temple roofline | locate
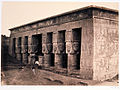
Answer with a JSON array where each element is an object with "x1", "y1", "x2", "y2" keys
[{"x1": 9, "y1": 5, "x2": 118, "y2": 31}]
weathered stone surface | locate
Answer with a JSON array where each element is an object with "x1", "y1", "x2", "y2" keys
[
  {"x1": 93, "y1": 17, "x2": 118, "y2": 81},
  {"x1": 44, "y1": 54, "x2": 51, "y2": 67},
  {"x1": 55, "y1": 54, "x2": 63, "y2": 68},
  {"x1": 68, "y1": 54, "x2": 78, "y2": 71}
]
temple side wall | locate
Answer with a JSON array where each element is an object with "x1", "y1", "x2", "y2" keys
[{"x1": 93, "y1": 10, "x2": 118, "y2": 81}]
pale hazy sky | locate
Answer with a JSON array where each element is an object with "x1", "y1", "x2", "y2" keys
[{"x1": 2, "y1": 2, "x2": 119, "y2": 36}]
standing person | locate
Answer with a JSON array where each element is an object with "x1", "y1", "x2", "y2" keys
[
  {"x1": 32, "y1": 60, "x2": 40, "y2": 75},
  {"x1": 32, "y1": 65, "x2": 36, "y2": 75},
  {"x1": 31, "y1": 54, "x2": 37, "y2": 75}
]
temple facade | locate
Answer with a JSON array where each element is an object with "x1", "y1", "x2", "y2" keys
[{"x1": 9, "y1": 6, "x2": 119, "y2": 81}]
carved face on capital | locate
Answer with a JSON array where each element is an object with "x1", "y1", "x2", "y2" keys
[
  {"x1": 66, "y1": 43, "x2": 71, "y2": 53},
  {"x1": 72, "y1": 42, "x2": 79, "y2": 52},
  {"x1": 58, "y1": 43, "x2": 65, "y2": 52},
  {"x1": 42, "y1": 45, "x2": 46, "y2": 53},
  {"x1": 53, "y1": 45, "x2": 57, "y2": 53},
  {"x1": 46, "y1": 44, "x2": 52, "y2": 53}
]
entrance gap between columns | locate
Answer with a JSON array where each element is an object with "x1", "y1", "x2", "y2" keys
[
  {"x1": 18, "y1": 37, "x2": 22, "y2": 63},
  {"x1": 32, "y1": 34, "x2": 43, "y2": 65},
  {"x1": 12, "y1": 38, "x2": 16, "y2": 58},
  {"x1": 47, "y1": 32, "x2": 54, "y2": 66},
  {"x1": 25, "y1": 36, "x2": 28, "y2": 63},
  {"x1": 32, "y1": 34, "x2": 43, "y2": 56}
]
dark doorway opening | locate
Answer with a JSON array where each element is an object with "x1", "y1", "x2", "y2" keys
[
  {"x1": 24, "y1": 36, "x2": 28, "y2": 63},
  {"x1": 58, "y1": 30, "x2": 65, "y2": 43},
  {"x1": 76, "y1": 54, "x2": 80, "y2": 69},
  {"x1": 47, "y1": 32, "x2": 52, "y2": 44},
  {"x1": 50, "y1": 53, "x2": 54, "y2": 66},
  {"x1": 13, "y1": 38, "x2": 16, "y2": 57},
  {"x1": 24, "y1": 36, "x2": 28, "y2": 45},
  {"x1": 32, "y1": 34, "x2": 43, "y2": 56},
  {"x1": 62, "y1": 54, "x2": 68, "y2": 68},
  {"x1": 18, "y1": 37, "x2": 22, "y2": 62},
  {"x1": 47, "y1": 32, "x2": 54, "y2": 66}
]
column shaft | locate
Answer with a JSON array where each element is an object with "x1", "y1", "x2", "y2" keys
[
  {"x1": 28, "y1": 36, "x2": 33, "y2": 64},
  {"x1": 16, "y1": 38, "x2": 22, "y2": 61},
  {"x1": 55, "y1": 54, "x2": 63, "y2": 68},
  {"x1": 68, "y1": 54, "x2": 77, "y2": 71},
  {"x1": 21, "y1": 37, "x2": 28, "y2": 64},
  {"x1": 44, "y1": 54, "x2": 51, "y2": 67}
]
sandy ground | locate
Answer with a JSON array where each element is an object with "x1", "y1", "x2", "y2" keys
[{"x1": 1, "y1": 66, "x2": 119, "y2": 86}]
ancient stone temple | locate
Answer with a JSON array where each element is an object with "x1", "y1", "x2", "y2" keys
[{"x1": 9, "y1": 6, "x2": 118, "y2": 81}]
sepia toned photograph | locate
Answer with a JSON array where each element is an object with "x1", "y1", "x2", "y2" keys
[{"x1": 1, "y1": 1, "x2": 119, "y2": 86}]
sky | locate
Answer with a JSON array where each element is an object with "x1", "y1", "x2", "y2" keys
[{"x1": 1, "y1": 2, "x2": 119, "y2": 36}]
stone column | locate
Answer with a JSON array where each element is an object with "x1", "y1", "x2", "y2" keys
[
  {"x1": 21, "y1": 37, "x2": 28, "y2": 64},
  {"x1": 16, "y1": 38, "x2": 22, "y2": 62},
  {"x1": 68, "y1": 53, "x2": 77, "y2": 71},
  {"x1": 55, "y1": 54, "x2": 63, "y2": 68},
  {"x1": 44, "y1": 53, "x2": 51, "y2": 67},
  {"x1": 42, "y1": 33, "x2": 53, "y2": 67},
  {"x1": 28, "y1": 36, "x2": 34, "y2": 64},
  {"x1": 42, "y1": 33, "x2": 49, "y2": 67},
  {"x1": 66, "y1": 30, "x2": 80, "y2": 74},
  {"x1": 11, "y1": 38, "x2": 16, "y2": 57},
  {"x1": 53, "y1": 31, "x2": 66, "y2": 69},
  {"x1": 53, "y1": 32, "x2": 61, "y2": 68}
]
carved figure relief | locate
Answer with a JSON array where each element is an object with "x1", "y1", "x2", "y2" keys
[
  {"x1": 46, "y1": 43, "x2": 52, "y2": 53},
  {"x1": 66, "y1": 42, "x2": 72, "y2": 53},
  {"x1": 53, "y1": 43, "x2": 57, "y2": 53},
  {"x1": 72, "y1": 42, "x2": 80, "y2": 54},
  {"x1": 66, "y1": 42, "x2": 80, "y2": 54},
  {"x1": 42, "y1": 44, "x2": 49, "y2": 54},
  {"x1": 58, "y1": 43, "x2": 65, "y2": 53}
]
